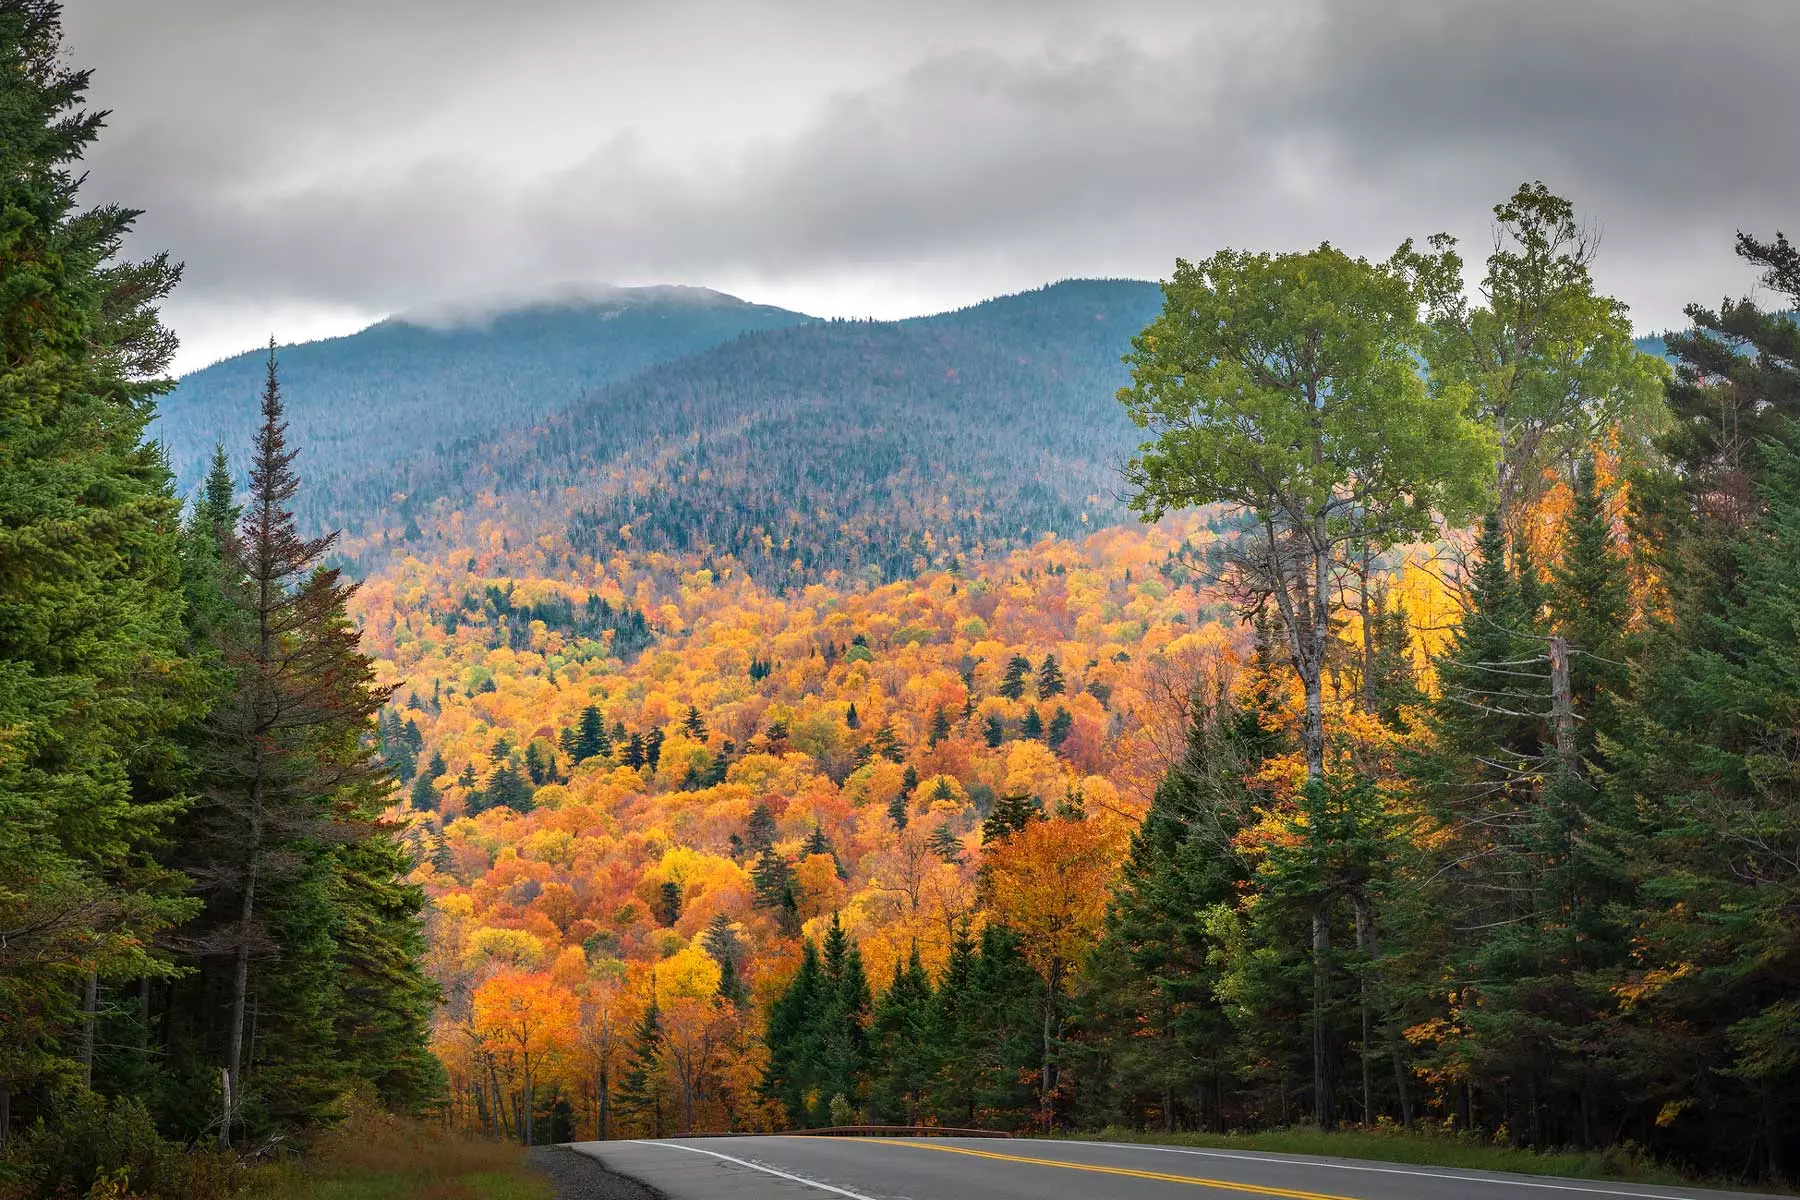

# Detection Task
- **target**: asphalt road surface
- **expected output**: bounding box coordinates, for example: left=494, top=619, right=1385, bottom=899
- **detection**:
left=565, top=1136, right=1790, bottom=1200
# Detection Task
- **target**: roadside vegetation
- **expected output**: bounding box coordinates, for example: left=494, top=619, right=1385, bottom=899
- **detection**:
left=1078, top=1126, right=1752, bottom=1192
left=243, top=1108, right=548, bottom=1200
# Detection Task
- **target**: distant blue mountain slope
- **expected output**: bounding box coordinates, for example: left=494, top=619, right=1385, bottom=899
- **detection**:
left=154, top=286, right=811, bottom=522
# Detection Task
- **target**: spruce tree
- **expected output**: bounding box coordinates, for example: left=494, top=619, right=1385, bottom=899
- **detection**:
left=1036, top=654, right=1065, bottom=700
left=617, top=995, right=665, bottom=1137
left=0, top=1, right=194, bottom=1132
left=185, top=346, right=400, bottom=1144
left=998, top=655, right=1031, bottom=700
left=574, top=705, right=609, bottom=761
left=870, top=947, right=934, bottom=1124
left=762, top=940, right=824, bottom=1126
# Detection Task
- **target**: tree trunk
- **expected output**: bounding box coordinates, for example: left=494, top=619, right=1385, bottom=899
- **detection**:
left=1312, top=908, right=1333, bottom=1129
left=79, top=968, right=98, bottom=1089
left=598, top=1065, right=610, bottom=1140
left=1352, top=896, right=1413, bottom=1126
left=222, top=845, right=259, bottom=1149
left=0, top=1076, right=10, bottom=1151
left=1040, top=963, right=1060, bottom=1131
left=1359, top=542, right=1377, bottom=712
left=523, top=1061, right=534, bottom=1145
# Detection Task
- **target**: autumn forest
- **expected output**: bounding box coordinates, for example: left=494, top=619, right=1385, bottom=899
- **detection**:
left=4, top=4, right=1799, bottom=1197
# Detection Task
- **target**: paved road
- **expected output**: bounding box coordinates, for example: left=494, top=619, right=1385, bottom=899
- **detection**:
left=565, top=1136, right=1790, bottom=1200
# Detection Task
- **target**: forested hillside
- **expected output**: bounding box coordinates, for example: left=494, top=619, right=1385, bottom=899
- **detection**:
left=8, top=3, right=1800, bottom=1195
left=344, top=279, right=1165, bottom=590
left=154, top=287, right=810, bottom=529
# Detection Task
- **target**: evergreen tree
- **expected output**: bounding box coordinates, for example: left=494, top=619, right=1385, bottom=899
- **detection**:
left=645, top=727, right=664, bottom=770
left=484, top=761, right=532, bottom=813
left=982, top=792, right=1041, bottom=844
left=870, top=947, right=934, bottom=1124
left=746, top=803, right=778, bottom=854
left=574, top=705, right=609, bottom=761
left=0, top=2, right=194, bottom=1133
left=886, top=791, right=909, bottom=831
left=1036, top=654, right=1066, bottom=700
left=617, top=995, right=665, bottom=1137
left=872, top=720, right=904, bottom=763
left=408, top=771, right=439, bottom=812
left=817, top=916, right=871, bottom=1123
left=762, top=940, right=824, bottom=1126
left=998, top=655, right=1032, bottom=700
left=184, top=346, right=402, bottom=1144
left=682, top=704, right=707, bottom=740
left=751, top=849, right=799, bottom=934
left=657, top=880, right=682, bottom=927
left=844, top=702, right=860, bottom=730
left=623, top=732, right=647, bottom=769
left=927, top=823, right=965, bottom=866
left=1047, top=706, right=1073, bottom=751
left=1020, top=706, right=1044, bottom=740
left=928, top=707, right=951, bottom=747
left=984, top=714, right=1006, bottom=748
left=701, top=915, right=749, bottom=1009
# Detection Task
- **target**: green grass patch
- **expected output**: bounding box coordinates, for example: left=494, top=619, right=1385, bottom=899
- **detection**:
left=245, top=1112, right=551, bottom=1200
left=1069, top=1126, right=1787, bottom=1193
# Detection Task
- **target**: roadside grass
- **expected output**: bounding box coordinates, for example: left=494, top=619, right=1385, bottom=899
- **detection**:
left=245, top=1110, right=550, bottom=1200
left=1069, top=1125, right=1776, bottom=1192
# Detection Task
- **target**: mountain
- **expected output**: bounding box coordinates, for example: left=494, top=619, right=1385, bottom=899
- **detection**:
left=356, top=278, right=1167, bottom=590
left=153, top=286, right=812, bottom=526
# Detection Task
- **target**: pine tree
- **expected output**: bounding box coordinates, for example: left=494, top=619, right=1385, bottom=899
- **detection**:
left=1047, top=706, right=1073, bottom=751
left=998, top=655, right=1032, bottom=700
left=0, top=2, right=194, bottom=1132
left=702, top=915, right=749, bottom=1009
left=645, top=727, right=664, bottom=770
left=1020, top=706, right=1044, bottom=740
left=1036, top=654, right=1066, bottom=700
left=870, top=947, right=934, bottom=1124
left=746, top=803, right=778, bottom=854
left=574, top=705, right=609, bottom=761
left=844, top=702, right=860, bottom=730
left=887, top=791, right=909, bottom=831
left=484, top=761, right=532, bottom=813
left=873, top=720, right=904, bottom=763
left=186, top=345, right=399, bottom=1144
left=928, top=823, right=966, bottom=866
left=682, top=704, right=707, bottom=740
left=657, top=881, right=682, bottom=927
left=762, top=940, right=824, bottom=1126
left=623, top=732, right=647, bottom=769
left=928, top=707, right=951, bottom=747
left=982, top=792, right=1041, bottom=844
left=617, top=994, right=666, bottom=1137
left=818, top=916, right=871, bottom=1124
left=984, top=714, right=1006, bottom=748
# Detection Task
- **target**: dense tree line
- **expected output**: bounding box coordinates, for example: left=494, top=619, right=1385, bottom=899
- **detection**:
left=751, top=200, right=1799, bottom=1183
left=0, top=9, right=435, bottom=1192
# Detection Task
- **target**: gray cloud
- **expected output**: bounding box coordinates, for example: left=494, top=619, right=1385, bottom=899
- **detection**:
left=62, top=0, right=1800, bottom=370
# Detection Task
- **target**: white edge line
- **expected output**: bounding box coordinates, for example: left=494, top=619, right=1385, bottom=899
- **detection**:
left=1050, top=1138, right=1727, bottom=1200
left=635, top=1140, right=885, bottom=1200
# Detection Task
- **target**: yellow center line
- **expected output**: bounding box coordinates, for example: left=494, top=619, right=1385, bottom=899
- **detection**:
left=846, top=1138, right=1365, bottom=1200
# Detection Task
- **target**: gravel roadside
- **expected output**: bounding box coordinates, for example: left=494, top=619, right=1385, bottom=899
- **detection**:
left=530, top=1144, right=663, bottom=1200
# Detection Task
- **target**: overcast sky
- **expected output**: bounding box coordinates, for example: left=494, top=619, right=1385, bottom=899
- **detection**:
left=65, top=0, right=1800, bottom=374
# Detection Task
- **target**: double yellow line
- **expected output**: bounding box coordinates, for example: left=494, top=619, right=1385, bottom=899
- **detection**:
left=849, top=1138, right=1363, bottom=1199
